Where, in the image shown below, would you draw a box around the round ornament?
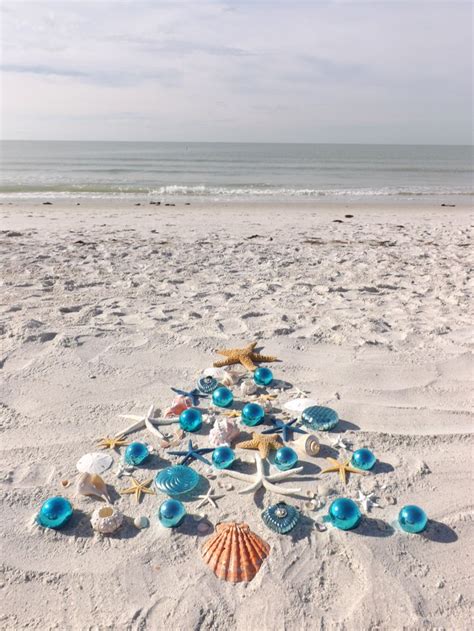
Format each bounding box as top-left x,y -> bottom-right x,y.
328,498 -> 361,531
301,406 -> 339,431
37,496 -> 73,529
212,386 -> 234,408
124,442 -> 150,466
155,465 -> 200,496
274,446 -> 298,471
179,408 -> 203,432
197,376 -> 218,394
212,445 -> 235,470
157,499 -> 186,528
261,502 -> 300,534
351,448 -> 376,471
241,402 -> 265,427
253,367 -> 273,386
398,505 -> 428,534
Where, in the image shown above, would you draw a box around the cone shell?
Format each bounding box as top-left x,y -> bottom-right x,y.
201,522 -> 270,583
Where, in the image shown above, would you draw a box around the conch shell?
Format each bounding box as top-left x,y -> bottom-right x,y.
164,395 -> 192,418
289,433 -> 320,457
209,418 -> 240,447
201,521 -> 270,582
75,472 -> 112,503
91,505 -> 123,534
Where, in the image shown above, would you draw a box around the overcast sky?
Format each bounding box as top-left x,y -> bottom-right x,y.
1,0 -> 472,144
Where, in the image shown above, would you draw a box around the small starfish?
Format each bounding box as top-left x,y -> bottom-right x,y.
332,434 -> 351,451
223,409 -> 240,418
236,432 -> 282,459
168,439 -> 215,466
115,462 -> 135,478
120,477 -> 155,503
321,458 -> 367,484
213,341 -> 279,372
356,490 -> 380,512
262,418 -> 307,442
256,393 -> 278,401
171,387 -> 208,406
97,435 -> 129,451
224,453 -> 303,497
196,487 -> 224,509
118,404 -> 180,440
292,385 -> 309,397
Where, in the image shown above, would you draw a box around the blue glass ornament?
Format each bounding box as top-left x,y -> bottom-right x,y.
197,376 -> 218,394
253,367 -> 273,386
328,498 -> 361,530
155,465 -> 200,496
398,505 -> 428,534
179,408 -> 203,432
241,402 -> 265,427
37,496 -> 73,529
351,448 -> 376,471
301,405 -> 339,431
212,386 -> 234,408
124,442 -> 150,466
274,446 -> 298,471
157,499 -> 186,528
261,501 -> 300,534
212,445 -> 235,469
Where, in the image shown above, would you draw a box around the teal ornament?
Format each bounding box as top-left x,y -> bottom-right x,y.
155,465 -> 200,496
274,446 -> 298,471
124,442 -> 150,466
241,402 -> 265,426
328,498 -> 361,530
37,496 -> 73,529
212,386 -> 234,408
212,445 -> 235,469
261,501 -> 300,534
398,505 -> 428,534
179,408 -> 203,432
253,367 -> 273,386
197,376 -> 218,394
301,406 -> 339,431
157,499 -> 186,528
351,448 -> 376,471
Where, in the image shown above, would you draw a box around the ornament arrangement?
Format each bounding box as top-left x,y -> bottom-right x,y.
33,340 -> 430,583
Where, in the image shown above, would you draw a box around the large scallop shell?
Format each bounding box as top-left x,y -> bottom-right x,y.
261,502 -> 300,534
75,472 -> 112,503
201,521 -> 270,583
76,452 -> 113,475
155,465 -> 200,496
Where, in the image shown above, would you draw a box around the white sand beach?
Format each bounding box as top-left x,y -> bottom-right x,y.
0,200 -> 472,630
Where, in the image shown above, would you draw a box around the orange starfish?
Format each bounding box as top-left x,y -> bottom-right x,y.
97,436 -> 129,451
236,432 -> 282,459
321,458 -> 367,484
213,342 -> 279,372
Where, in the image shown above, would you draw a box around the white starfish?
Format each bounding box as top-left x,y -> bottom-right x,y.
116,404 -> 180,440
332,434 -> 351,451
356,490 -> 380,512
292,385 -> 309,397
223,453 -> 303,497
196,487 -> 224,509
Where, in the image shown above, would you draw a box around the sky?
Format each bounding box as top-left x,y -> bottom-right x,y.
0,0 -> 472,144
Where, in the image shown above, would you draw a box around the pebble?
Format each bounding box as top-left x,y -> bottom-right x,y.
197,521 -> 212,534
134,516 -> 150,529
385,495 -> 397,505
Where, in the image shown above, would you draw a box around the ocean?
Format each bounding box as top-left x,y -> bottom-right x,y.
0,141 -> 472,202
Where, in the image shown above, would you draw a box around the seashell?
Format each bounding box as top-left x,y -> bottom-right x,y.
91,505 -> 123,534
155,465 -> 200,496
203,367 -> 241,386
75,472 -> 112,503
197,376 -> 218,394
164,395 -> 192,418
240,379 -> 257,396
288,433 -> 320,457
60,479 -> 71,488
201,521 -> 270,583
283,398 -> 318,415
260,399 -> 273,414
301,405 -> 339,431
208,417 -> 240,447
76,452 -> 113,475
134,515 -> 150,529
261,502 -> 300,534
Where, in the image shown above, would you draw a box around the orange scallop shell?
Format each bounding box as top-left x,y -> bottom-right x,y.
201,522 -> 270,583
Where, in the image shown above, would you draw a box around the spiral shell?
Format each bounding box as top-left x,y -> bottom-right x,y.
240,379 -> 257,396
91,505 -> 124,534
289,433 -> 320,457
155,465 -> 200,496
201,522 -> 270,582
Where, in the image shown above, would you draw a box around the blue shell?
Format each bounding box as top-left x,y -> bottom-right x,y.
301,406 -> 339,431
154,465 -> 200,496
261,502 -> 300,534
197,376 -> 218,394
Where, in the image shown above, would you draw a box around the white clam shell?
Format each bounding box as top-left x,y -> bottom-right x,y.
91,506 -> 124,534
283,398 -> 318,414
76,452 -> 113,475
